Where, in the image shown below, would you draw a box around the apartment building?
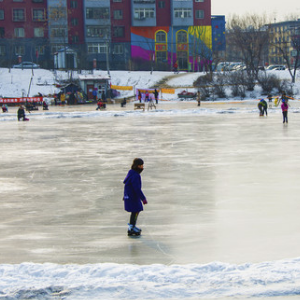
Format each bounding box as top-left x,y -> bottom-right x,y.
268,20 -> 300,67
0,0 -> 220,71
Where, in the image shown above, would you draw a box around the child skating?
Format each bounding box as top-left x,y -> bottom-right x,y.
123,158 -> 147,236
281,98 -> 288,124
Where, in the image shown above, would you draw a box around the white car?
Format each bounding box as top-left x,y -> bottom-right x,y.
13,61 -> 40,69
266,65 -> 285,70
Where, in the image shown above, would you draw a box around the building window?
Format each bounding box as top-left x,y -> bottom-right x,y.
174,8 -> 192,18
155,31 -> 167,62
195,10 -> 204,19
195,0 -> 204,2
51,28 -> 66,38
86,26 -> 108,38
0,10 -> 4,20
0,45 -> 5,56
113,0 -> 122,2
34,27 -> 44,37
113,44 -> 123,54
113,26 -> 124,37
72,35 -> 79,43
32,0 -> 44,3
0,27 -> 4,38
88,43 -> 107,54
49,8 -> 66,21
177,30 -> 188,43
70,1 -> 77,8
113,9 -> 123,20
156,51 -> 166,62
86,8 -> 109,19
158,1 -> 165,8
14,28 -> 25,37
15,45 -> 25,55
134,8 -> 155,19
32,9 -> 45,21
13,9 -> 25,22
71,18 -> 78,26
156,31 -> 166,43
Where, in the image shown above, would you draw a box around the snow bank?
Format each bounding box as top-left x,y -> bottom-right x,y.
1,258 -> 300,299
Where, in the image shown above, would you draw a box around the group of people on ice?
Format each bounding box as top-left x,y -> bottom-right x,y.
258,92 -> 289,123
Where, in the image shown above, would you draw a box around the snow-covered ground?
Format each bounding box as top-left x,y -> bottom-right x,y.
1,67 -> 300,101
1,68 -> 300,300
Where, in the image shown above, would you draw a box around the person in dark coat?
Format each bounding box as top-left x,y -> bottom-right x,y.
123,158 -> 147,236
17,105 -> 28,121
154,89 -> 159,104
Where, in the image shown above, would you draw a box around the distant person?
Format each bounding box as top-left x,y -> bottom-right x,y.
154,89 -> 159,104
145,91 -> 150,102
258,99 -> 267,116
92,88 -> 97,102
267,94 -> 272,108
123,158 -> 147,236
267,94 -> 272,103
173,61 -> 178,74
42,100 -> 48,110
281,99 -> 288,124
69,92 -> 75,105
56,91 -> 61,105
138,91 -> 142,103
60,93 -> 66,105
197,91 -> 201,107
2,104 -> 8,112
147,98 -> 156,111
96,99 -> 103,110
17,105 -> 29,121
101,91 -> 106,103
121,97 -> 127,107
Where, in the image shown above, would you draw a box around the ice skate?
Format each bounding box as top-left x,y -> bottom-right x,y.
128,224 -> 141,236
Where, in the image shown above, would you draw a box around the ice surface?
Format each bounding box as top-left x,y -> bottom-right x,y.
1,101 -> 300,299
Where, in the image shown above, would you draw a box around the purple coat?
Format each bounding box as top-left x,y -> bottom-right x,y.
123,169 -> 146,212
281,102 -> 288,112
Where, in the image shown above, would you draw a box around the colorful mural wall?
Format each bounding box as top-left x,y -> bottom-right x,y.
131,26 -> 212,71
211,16 -> 226,52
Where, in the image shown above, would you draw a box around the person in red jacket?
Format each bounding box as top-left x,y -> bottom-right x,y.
123,158 -> 147,236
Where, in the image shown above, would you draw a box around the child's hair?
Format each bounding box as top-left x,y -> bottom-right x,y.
131,158 -> 144,170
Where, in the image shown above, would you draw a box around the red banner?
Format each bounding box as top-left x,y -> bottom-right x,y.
0,97 -> 43,104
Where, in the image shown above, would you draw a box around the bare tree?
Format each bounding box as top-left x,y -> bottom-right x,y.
227,14 -> 271,87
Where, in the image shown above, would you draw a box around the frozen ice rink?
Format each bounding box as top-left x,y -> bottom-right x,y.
1,101 -> 300,299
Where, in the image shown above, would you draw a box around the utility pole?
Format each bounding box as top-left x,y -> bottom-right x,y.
170,25 -> 173,71
106,41 -> 110,77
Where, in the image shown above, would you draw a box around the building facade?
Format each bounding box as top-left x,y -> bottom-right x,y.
268,20 -> 300,67
0,0 -> 216,71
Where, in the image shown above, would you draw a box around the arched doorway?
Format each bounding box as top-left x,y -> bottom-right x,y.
155,30 -> 167,69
